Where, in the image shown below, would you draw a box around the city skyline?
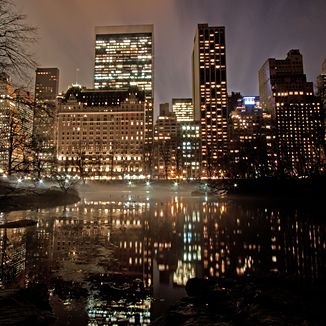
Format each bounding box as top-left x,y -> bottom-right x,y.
16,0 -> 326,114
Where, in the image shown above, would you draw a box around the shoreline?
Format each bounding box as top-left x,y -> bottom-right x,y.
0,184 -> 80,212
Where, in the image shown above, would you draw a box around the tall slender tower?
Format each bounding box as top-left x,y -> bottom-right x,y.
33,68 -> 60,176
94,25 -> 154,145
192,24 -> 228,178
259,50 -> 323,176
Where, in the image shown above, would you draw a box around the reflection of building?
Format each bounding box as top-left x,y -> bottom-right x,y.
94,25 -> 153,146
0,228 -> 26,288
173,208 -> 202,286
193,24 -> 228,177
259,50 -> 323,176
2,187 -> 325,324
0,73 -> 34,175
25,216 -> 54,284
56,86 -> 146,179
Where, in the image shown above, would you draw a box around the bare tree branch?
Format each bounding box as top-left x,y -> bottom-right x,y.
0,0 -> 38,81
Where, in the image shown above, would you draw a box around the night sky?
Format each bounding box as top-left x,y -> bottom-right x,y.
16,0 -> 326,114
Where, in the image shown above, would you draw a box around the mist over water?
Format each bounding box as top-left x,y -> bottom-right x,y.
1,182 -> 325,325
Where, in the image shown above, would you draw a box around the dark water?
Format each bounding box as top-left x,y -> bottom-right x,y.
1,182 -> 325,325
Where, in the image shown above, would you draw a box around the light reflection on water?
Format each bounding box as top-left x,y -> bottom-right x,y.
0,182 -> 325,325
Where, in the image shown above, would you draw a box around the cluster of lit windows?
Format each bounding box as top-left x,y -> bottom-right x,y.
172,99 -> 194,122
94,34 -> 152,95
56,98 -> 146,178
274,101 -> 322,175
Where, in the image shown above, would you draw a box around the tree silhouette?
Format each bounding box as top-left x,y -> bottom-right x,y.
0,98 -> 33,175
0,0 -> 37,81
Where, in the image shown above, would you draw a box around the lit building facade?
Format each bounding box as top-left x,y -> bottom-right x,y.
192,24 -> 228,178
0,73 -> 33,175
94,25 -> 153,145
259,50 -> 323,176
178,123 -> 201,179
172,98 -> 194,122
56,86 -> 146,179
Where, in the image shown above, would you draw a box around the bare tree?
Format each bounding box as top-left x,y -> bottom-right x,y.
52,172 -> 79,193
28,133 -> 56,180
72,140 -> 88,182
0,0 -> 37,80
0,102 -> 32,175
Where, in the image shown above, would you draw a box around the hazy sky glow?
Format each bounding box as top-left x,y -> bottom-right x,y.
16,0 -> 326,112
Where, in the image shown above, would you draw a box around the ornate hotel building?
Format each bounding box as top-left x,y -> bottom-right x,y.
94,25 -> 153,146
56,86 -> 146,179
259,50 -> 323,176
192,24 -> 228,178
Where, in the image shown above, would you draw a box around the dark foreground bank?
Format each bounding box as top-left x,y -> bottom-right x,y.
0,183 -> 80,212
0,285 -> 55,326
210,174 -> 326,199
152,275 -> 326,326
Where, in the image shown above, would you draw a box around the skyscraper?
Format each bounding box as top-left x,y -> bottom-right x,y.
192,24 -> 228,178
259,50 -> 323,176
94,25 -> 153,144
35,68 -> 59,102
33,68 -> 60,177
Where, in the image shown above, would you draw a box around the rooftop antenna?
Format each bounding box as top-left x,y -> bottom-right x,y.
75,68 -> 80,85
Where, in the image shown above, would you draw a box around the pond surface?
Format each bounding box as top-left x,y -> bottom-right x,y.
0,182 -> 325,325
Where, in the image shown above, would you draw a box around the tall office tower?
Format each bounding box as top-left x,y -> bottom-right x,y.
35,68 -> 59,102
192,24 -> 228,178
172,98 -> 194,122
33,68 -> 60,177
259,50 -> 323,176
94,25 -> 153,145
